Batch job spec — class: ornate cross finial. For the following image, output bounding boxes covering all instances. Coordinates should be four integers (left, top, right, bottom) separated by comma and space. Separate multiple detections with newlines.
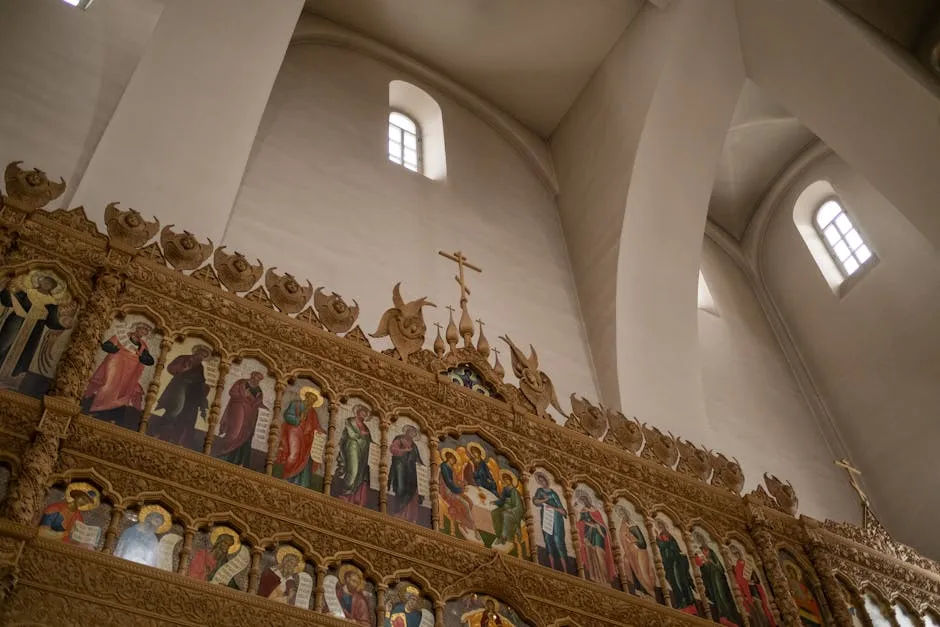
438, 250, 481, 306
434, 322, 444, 332
835, 458, 870, 509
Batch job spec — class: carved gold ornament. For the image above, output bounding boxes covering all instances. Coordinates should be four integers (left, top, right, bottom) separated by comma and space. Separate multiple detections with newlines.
0, 160, 938, 627
160, 225, 213, 271
371, 282, 434, 362
313, 287, 360, 334
3, 161, 66, 211
104, 203, 159, 249
213, 247, 262, 293
264, 268, 312, 314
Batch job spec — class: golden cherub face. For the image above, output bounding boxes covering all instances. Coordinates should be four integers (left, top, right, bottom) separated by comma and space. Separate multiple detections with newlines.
180, 236, 196, 250
125, 212, 142, 227
233, 258, 249, 272
25, 171, 43, 186
284, 279, 299, 293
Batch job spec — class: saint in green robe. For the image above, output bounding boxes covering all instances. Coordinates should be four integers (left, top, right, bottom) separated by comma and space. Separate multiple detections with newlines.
331, 416, 373, 507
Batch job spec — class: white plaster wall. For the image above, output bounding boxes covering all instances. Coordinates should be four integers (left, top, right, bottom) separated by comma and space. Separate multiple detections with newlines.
761, 152, 940, 557
70, 0, 304, 238
0, 0, 163, 203
698, 237, 858, 522
225, 43, 597, 418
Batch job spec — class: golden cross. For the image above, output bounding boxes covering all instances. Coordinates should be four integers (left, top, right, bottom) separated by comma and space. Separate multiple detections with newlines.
433, 322, 444, 333
835, 459, 870, 508
476, 319, 485, 330
438, 250, 481, 306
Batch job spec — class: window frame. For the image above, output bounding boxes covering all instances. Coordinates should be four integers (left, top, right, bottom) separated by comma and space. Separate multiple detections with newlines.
812, 196, 877, 285
387, 109, 422, 174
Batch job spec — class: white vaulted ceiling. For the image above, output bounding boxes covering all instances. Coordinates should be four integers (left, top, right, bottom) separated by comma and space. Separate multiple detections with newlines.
303, 0, 644, 136
708, 81, 817, 240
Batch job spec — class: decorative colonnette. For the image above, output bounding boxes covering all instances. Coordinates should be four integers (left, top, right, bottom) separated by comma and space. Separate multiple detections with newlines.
0, 161, 935, 627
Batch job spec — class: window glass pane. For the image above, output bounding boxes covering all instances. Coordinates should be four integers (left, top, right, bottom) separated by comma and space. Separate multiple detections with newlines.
835, 213, 853, 234
403, 133, 417, 150
388, 125, 400, 141
388, 139, 401, 157
824, 225, 841, 245
405, 162, 418, 172
404, 148, 417, 164
816, 200, 842, 228
855, 245, 872, 263
390, 155, 402, 164
833, 240, 851, 261
389, 112, 417, 133
845, 229, 863, 250
843, 257, 860, 275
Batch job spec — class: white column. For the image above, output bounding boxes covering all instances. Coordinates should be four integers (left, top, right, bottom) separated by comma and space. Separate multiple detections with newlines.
70, 0, 304, 241
736, 0, 940, 249
552, 0, 744, 439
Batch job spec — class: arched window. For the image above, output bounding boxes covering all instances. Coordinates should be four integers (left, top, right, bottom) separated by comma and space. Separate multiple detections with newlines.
814, 199, 873, 277
388, 111, 421, 173
388, 81, 446, 180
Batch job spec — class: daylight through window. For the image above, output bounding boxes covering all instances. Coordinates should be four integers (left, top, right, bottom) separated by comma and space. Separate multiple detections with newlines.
388, 111, 420, 173
814, 200, 872, 277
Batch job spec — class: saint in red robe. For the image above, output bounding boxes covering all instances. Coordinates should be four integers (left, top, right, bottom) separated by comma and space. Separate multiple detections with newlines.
335, 582, 372, 626
84, 334, 154, 412
213, 375, 266, 468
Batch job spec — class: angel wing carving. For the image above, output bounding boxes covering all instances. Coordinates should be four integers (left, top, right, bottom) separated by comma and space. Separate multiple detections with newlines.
500, 335, 563, 420
566, 394, 608, 439
764, 472, 799, 516
160, 225, 213, 271
640, 423, 678, 468
675, 438, 713, 483
603, 411, 644, 454
371, 282, 434, 362
314, 287, 360, 334
4, 161, 66, 211
213, 246, 262, 293
264, 268, 312, 314
709, 452, 745, 495
104, 202, 159, 248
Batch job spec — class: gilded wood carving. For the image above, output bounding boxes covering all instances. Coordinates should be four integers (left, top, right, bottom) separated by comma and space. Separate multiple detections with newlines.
0, 161, 938, 627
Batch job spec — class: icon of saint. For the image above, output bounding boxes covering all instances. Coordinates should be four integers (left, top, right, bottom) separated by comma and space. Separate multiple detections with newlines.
82, 322, 155, 429
387, 423, 424, 523
37, 483, 101, 549
213, 370, 267, 467
148, 344, 212, 449
276, 386, 326, 490
331, 404, 373, 506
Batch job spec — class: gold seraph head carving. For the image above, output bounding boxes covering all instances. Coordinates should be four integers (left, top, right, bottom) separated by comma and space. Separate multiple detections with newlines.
371, 282, 434, 362
104, 202, 159, 248
160, 225, 213, 271
603, 411, 643, 454
314, 287, 360, 334
675, 438, 713, 483
264, 267, 313, 314
764, 472, 799, 516
3, 160, 66, 211
640, 423, 679, 468
567, 394, 609, 439
213, 246, 262, 293
709, 451, 745, 495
